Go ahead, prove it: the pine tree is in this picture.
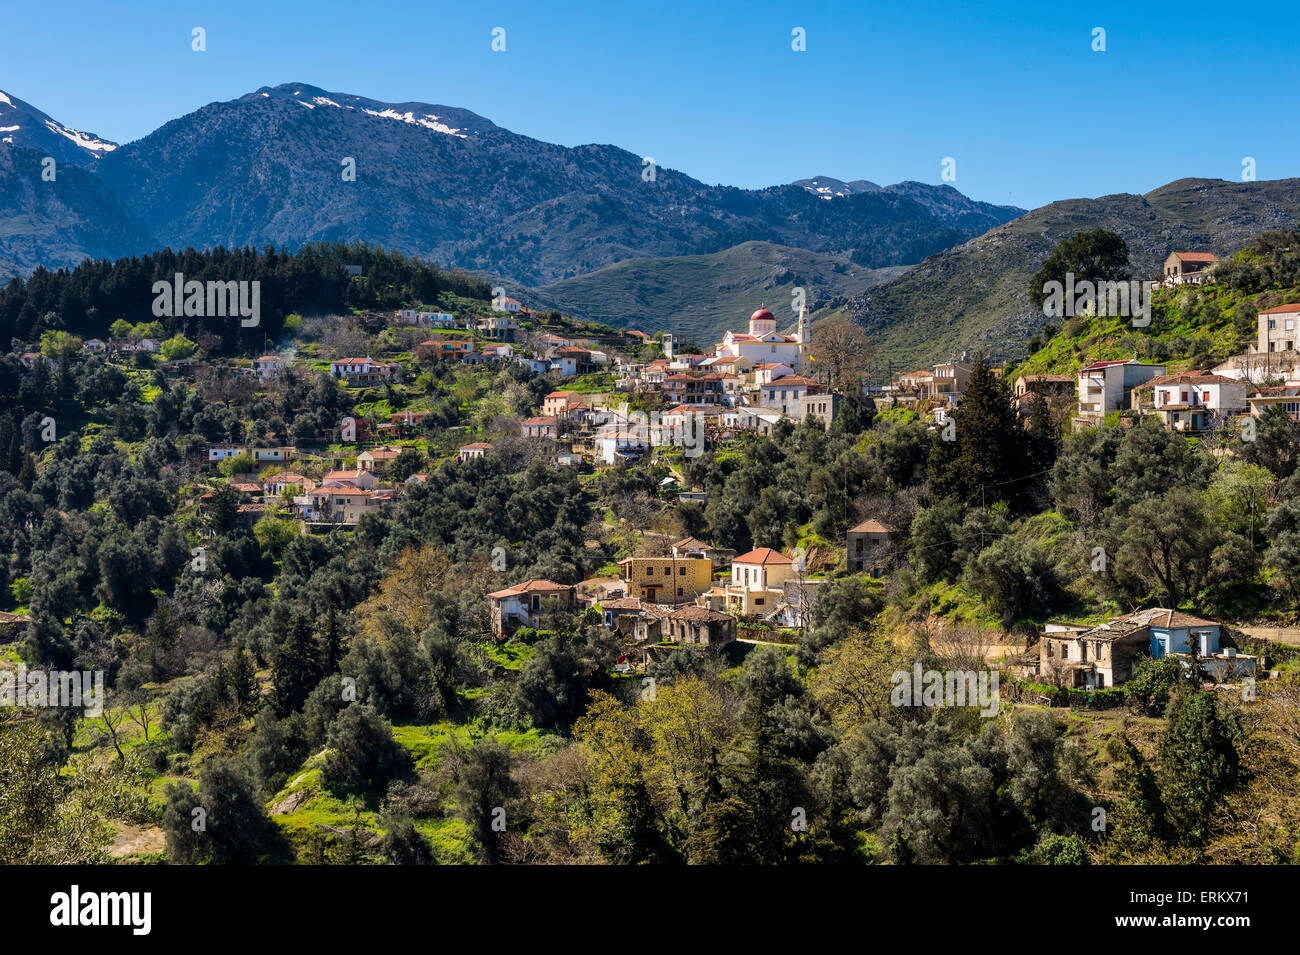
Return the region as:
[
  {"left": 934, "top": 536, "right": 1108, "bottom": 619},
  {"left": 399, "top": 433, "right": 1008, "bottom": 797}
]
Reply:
[
  {"left": 272, "top": 615, "right": 324, "bottom": 716},
  {"left": 927, "top": 357, "right": 1027, "bottom": 507}
]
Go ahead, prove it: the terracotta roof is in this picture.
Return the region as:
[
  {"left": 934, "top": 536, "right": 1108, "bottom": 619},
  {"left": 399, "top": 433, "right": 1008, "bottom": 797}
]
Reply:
[
  {"left": 1146, "top": 372, "right": 1238, "bottom": 386},
  {"left": 764, "top": 375, "right": 818, "bottom": 387},
  {"left": 1079, "top": 607, "right": 1218, "bottom": 640},
  {"left": 1259, "top": 303, "right": 1300, "bottom": 314},
  {"left": 673, "top": 536, "right": 713, "bottom": 550},
  {"left": 487, "top": 579, "right": 572, "bottom": 599},
  {"left": 1171, "top": 252, "right": 1218, "bottom": 262},
  {"left": 849, "top": 519, "right": 894, "bottom": 534},
  {"left": 1113, "top": 608, "right": 1217, "bottom": 628},
  {"left": 733, "top": 547, "right": 794, "bottom": 565},
  {"left": 461, "top": 442, "right": 494, "bottom": 450},
  {"left": 522, "top": 416, "right": 558, "bottom": 426}
]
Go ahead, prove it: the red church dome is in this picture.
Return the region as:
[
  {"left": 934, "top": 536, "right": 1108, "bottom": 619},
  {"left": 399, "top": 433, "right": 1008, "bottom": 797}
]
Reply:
[{"left": 749, "top": 307, "right": 775, "bottom": 323}]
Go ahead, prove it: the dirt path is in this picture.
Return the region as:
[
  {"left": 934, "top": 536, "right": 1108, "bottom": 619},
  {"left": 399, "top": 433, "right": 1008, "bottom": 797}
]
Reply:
[{"left": 107, "top": 824, "right": 166, "bottom": 859}]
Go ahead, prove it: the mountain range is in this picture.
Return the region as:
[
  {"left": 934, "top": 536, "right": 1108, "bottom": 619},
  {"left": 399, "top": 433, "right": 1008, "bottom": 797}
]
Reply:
[
  {"left": 0, "top": 83, "right": 1020, "bottom": 296},
  {"left": 3, "top": 83, "right": 1300, "bottom": 365}
]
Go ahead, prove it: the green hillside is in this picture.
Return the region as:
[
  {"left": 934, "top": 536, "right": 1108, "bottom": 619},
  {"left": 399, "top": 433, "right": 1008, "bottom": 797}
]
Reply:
[
  {"left": 510, "top": 240, "right": 907, "bottom": 346},
  {"left": 847, "top": 177, "right": 1300, "bottom": 370},
  {"left": 1012, "top": 233, "right": 1300, "bottom": 378}
]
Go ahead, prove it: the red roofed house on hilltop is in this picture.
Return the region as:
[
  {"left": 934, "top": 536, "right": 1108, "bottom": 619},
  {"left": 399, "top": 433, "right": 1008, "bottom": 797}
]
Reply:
[
  {"left": 1257, "top": 303, "right": 1300, "bottom": 357},
  {"left": 487, "top": 579, "right": 577, "bottom": 637},
  {"left": 1161, "top": 251, "right": 1219, "bottom": 288},
  {"left": 700, "top": 547, "right": 798, "bottom": 617},
  {"left": 1132, "top": 372, "right": 1248, "bottom": 433},
  {"left": 330, "top": 356, "right": 398, "bottom": 384},
  {"left": 458, "top": 442, "right": 494, "bottom": 462},
  {"left": 357, "top": 446, "right": 402, "bottom": 473},
  {"left": 255, "top": 354, "right": 287, "bottom": 380},
  {"left": 522, "top": 416, "right": 559, "bottom": 439},
  {"left": 1074, "top": 358, "right": 1167, "bottom": 430},
  {"left": 542, "top": 390, "right": 578, "bottom": 417}
]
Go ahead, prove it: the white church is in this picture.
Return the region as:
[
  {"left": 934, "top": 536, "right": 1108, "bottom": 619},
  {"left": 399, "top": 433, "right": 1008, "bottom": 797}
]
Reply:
[{"left": 711, "top": 306, "right": 811, "bottom": 371}]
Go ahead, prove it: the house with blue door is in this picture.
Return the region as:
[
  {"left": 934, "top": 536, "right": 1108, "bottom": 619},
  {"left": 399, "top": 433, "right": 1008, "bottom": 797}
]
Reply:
[{"left": 1039, "top": 608, "right": 1257, "bottom": 689}]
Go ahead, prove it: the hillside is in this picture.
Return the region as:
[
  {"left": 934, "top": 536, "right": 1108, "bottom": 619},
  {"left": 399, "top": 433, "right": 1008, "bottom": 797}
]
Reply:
[
  {"left": 847, "top": 178, "right": 1300, "bottom": 370},
  {"left": 1011, "top": 232, "right": 1300, "bottom": 379},
  {"left": 509, "top": 240, "right": 907, "bottom": 344},
  {"left": 0, "top": 145, "right": 152, "bottom": 276}
]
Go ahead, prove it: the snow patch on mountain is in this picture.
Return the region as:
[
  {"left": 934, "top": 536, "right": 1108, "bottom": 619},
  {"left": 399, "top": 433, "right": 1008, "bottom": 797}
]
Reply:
[
  {"left": 360, "top": 108, "right": 468, "bottom": 138},
  {"left": 42, "top": 118, "right": 117, "bottom": 154}
]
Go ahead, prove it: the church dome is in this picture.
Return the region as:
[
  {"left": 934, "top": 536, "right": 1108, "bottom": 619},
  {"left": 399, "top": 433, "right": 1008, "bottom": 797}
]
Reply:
[{"left": 750, "top": 308, "right": 775, "bottom": 324}]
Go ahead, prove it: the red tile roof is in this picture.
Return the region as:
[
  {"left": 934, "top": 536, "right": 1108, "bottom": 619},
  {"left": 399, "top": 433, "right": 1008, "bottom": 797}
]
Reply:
[
  {"left": 849, "top": 519, "right": 894, "bottom": 534},
  {"left": 733, "top": 547, "right": 793, "bottom": 565},
  {"left": 1145, "top": 372, "right": 1238, "bottom": 386},
  {"left": 487, "top": 579, "right": 572, "bottom": 599}
]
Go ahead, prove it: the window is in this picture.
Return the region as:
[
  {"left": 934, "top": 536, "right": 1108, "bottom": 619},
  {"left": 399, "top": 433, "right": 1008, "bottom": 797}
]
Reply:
[
  {"left": 755, "top": 598, "right": 764, "bottom": 606},
  {"left": 679, "top": 566, "right": 686, "bottom": 575}
]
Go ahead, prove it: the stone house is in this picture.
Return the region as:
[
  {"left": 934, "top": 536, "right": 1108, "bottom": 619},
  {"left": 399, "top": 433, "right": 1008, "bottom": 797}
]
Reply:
[{"left": 846, "top": 519, "right": 894, "bottom": 576}]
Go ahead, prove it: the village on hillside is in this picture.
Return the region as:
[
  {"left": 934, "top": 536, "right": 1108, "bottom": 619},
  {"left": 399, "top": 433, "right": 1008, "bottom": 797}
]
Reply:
[{"left": 4, "top": 228, "right": 1300, "bottom": 871}]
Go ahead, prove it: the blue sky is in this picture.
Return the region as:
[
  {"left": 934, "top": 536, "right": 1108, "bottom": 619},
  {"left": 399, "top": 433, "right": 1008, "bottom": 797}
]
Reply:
[{"left": 5, "top": 0, "right": 1298, "bottom": 209}]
